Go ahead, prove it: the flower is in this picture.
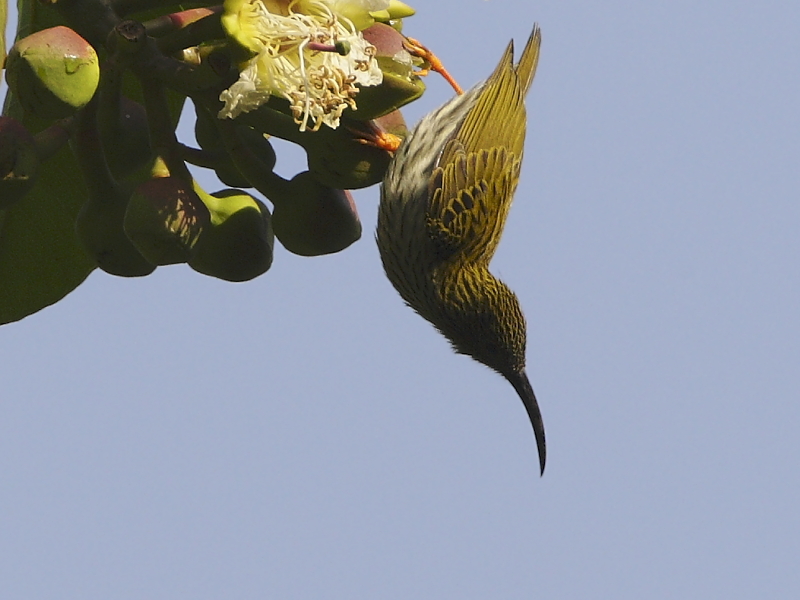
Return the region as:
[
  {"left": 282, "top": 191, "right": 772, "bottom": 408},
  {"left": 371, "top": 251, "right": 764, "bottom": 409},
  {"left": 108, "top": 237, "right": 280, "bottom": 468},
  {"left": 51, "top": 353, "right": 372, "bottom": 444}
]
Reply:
[{"left": 219, "top": 0, "right": 386, "bottom": 131}]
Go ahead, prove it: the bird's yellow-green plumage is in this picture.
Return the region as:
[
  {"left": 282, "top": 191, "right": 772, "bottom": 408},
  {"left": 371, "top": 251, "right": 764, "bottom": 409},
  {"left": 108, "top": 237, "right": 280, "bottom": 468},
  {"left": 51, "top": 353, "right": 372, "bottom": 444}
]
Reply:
[{"left": 377, "top": 26, "right": 546, "bottom": 474}]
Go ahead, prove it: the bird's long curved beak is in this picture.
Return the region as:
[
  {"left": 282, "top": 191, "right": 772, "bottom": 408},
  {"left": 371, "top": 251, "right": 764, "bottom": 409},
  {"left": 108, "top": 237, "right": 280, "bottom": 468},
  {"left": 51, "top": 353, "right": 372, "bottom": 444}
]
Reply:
[{"left": 507, "top": 369, "right": 546, "bottom": 475}]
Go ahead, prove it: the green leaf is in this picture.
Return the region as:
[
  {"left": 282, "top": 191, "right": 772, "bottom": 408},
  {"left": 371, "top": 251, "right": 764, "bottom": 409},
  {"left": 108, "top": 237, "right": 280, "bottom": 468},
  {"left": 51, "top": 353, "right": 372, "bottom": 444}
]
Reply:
[
  {"left": 0, "top": 1, "right": 95, "bottom": 325},
  {"left": 0, "top": 101, "right": 95, "bottom": 325},
  {"left": 1, "top": 0, "right": 7, "bottom": 65}
]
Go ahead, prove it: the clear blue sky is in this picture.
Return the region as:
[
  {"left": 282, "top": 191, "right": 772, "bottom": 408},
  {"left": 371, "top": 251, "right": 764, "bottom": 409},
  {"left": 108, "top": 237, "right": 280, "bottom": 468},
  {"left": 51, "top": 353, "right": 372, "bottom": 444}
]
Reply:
[{"left": 2, "top": 1, "right": 799, "bottom": 598}]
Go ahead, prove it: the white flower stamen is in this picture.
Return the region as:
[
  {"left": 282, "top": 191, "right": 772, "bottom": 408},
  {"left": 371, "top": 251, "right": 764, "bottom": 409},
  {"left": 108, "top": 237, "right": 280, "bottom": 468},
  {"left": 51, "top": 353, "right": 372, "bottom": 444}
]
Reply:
[{"left": 219, "top": 0, "right": 383, "bottom": 131}]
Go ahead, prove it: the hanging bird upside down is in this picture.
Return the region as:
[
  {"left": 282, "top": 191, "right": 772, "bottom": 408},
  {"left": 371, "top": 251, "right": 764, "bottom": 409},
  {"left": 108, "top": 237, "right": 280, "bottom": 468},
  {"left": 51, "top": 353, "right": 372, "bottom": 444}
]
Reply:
[{"left": 376, "top": 26, "right": 546, "bottom": 474}]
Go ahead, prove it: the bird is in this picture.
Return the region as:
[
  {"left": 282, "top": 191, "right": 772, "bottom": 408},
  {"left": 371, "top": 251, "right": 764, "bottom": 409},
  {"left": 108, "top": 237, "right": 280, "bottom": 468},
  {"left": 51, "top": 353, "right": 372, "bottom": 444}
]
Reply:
[{"left": 376, "top": 25, "right": 545, "bottom": 474}]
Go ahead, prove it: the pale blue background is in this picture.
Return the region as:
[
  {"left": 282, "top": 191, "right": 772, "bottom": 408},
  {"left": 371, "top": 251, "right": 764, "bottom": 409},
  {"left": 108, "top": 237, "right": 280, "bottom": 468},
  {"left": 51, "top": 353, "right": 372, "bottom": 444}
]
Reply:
[{"left": 2, "top": 1, "right": 799, "bottom": 598}]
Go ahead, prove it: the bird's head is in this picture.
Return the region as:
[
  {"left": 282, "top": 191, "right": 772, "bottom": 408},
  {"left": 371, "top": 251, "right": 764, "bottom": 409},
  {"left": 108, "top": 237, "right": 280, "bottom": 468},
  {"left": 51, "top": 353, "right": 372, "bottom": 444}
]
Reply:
[
  {"left": 436, "top": 268, "right": 527, "bottom": 375},
  {"left": 436, "top": 267, "right": 546, "bottom": 474}
]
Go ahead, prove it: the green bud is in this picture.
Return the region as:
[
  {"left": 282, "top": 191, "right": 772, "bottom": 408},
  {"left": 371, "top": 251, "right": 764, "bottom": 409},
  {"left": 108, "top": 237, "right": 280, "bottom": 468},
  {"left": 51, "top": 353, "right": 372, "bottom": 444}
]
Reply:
[
  {"left": 272, "top": 171, "right": 361, "bottom": 257},
  {"left": 195, "top": 103, "right": 276, "bottom": 188},
  {"left": 0, "top": 116, "right": 40, "bottom": 209},
  {"left": 75, "top": 184, "right": 157, "bottom": 277},
  {"left": 190, "top": 188, "right": 274, "bottom": 282},
  {"left": 306, "top": 123, "right": 391, "bottom": 190},
  {"left": 194, "top": 102, "right": 247, "bottom": 187},
  {"left": 5, "top": 26, "right": 100, "bottom": 120},
  {"left": 71, "top": 99, "right": 155, "bottom": 277},
  {"left": 227, "top": 97, "right": 390, "bottom": 189},
  {"left": 124, "top": 177, "right": 211, "bottom": 265},
  {"left": 228, "top": 125, "right": 277, "bottom": 185},
  {"left": 350, "top": 67, "right": 425, "bottom": 120},
  {"left": 215, "top": 110, "right": 364, "bottom": 248},
  {"left": 386, "top": 20, "right": 404, "bottom": 33},
  {"left": 382, "top": 1, "right": 416, "bottom": 19}
]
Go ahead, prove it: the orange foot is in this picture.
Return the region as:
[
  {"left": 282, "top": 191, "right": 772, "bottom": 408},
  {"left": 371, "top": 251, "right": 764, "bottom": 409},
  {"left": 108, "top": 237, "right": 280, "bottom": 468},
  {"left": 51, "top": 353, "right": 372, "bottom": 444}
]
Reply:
[
  {"left": 403, "top": 37, "right": 464, "bottom": 95},
  {"left": 347, "top": 121, "right": 403, "bottom": 153}
]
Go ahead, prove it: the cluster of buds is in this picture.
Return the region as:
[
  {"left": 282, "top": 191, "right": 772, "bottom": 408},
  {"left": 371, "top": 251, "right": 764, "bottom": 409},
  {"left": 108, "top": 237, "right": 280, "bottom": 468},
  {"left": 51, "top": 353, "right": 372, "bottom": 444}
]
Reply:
[{"left": 1, "top": 0, "right": 430, "bottom": 289}]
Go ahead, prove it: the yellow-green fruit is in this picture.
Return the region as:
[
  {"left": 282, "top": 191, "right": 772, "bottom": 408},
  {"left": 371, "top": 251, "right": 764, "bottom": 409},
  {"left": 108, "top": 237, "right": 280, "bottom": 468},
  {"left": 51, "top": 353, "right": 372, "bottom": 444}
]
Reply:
[
  {"left": 0, "top": 116, "right": 39, "bottom": 209},
  {"left": 189, "top": 188, "right": 274, "bottom": 282},
  {"left": 124, "top": 177, "right": 210, "bottom": 265},
  {"left": 272, "top": 171, "right": 361, "bottom": 256},
  {"left": 5, "top": 26, "right": 100, "bottom": 120}
]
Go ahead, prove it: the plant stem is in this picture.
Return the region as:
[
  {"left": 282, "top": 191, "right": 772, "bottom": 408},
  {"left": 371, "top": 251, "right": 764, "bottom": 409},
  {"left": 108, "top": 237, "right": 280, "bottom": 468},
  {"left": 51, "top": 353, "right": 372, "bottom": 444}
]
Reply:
[
  {"left": 70, "top": 99, "right": 120, "bottom": 200},
  {"left": 215, "top": 114, "right": 292, "bottom": 203},
  {"left": 34, "top": 119, "right": 74, "bottom": 161},
  {"left": 154, "top": 8, "right": 225, "bottom": 55},
  {"left": 140, "top": 75, "right": 192, "bottom": 182}
]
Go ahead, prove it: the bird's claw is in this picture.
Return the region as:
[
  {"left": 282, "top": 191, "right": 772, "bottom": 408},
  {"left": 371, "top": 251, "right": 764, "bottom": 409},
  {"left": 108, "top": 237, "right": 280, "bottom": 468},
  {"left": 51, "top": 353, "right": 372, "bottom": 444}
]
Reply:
[
  {"left": 403, "top": 36, "right": 464, "bottom": 95},
  {"left": 346, "top": 121, "right": 403, "bottom": 153}
]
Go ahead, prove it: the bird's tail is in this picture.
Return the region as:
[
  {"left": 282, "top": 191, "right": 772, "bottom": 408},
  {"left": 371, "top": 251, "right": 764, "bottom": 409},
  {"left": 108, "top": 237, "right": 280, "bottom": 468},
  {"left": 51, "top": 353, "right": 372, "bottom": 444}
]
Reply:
[{"left": 516, "top": 25, "right": 542, "bottom": 94}]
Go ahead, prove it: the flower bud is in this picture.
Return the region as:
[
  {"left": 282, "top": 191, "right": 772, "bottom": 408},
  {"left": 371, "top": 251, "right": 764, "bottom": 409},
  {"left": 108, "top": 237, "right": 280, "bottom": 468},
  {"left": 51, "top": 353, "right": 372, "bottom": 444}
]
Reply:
[
  {"left": 189, "top": 188, "right": 274, "bottom": 281},
  {"left": 348, "top": 23, "right": 425, "bottom": 120},
  {"left": 5, "top": 26, "right": 100, "bottom": 120},
  {"left": 124, "top": 177, "right": 211, "bottom": 265},
  {"left": 374, "top": 109, "right": 409, "bottom": 139},
  {"left": 71, "top": 96, "right": 155, "bottom": 277},
  {"left": 306, "top": 124, "right": 391, "bottom": 190},
  {"left": 75, "top": 185, "right": 157, "bottom": 277},
  {"left": 272, "top": 171, "right": 361, "bottom": 257},
  {"left": 195, "top": 104, "right": 276, "bottom": 188}
]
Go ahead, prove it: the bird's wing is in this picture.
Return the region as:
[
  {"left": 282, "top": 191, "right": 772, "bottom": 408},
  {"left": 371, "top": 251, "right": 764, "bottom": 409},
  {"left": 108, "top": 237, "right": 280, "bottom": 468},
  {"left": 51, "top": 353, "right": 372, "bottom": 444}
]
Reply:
[
  {"left": 440, "top": 27, "right": 539, "bottom": 165},
  {"left": 426, "top": 141, "right": 521, "bottom": 263},
  {"left": 425, "top": 27, "right": 540, "bottom": 264}
]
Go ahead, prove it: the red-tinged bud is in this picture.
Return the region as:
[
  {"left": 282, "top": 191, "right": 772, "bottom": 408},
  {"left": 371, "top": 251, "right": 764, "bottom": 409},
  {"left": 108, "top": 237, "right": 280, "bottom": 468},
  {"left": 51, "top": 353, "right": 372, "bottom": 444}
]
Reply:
[
  {"left": 124, "top": 177, "right": 211, "bottom": 265},
  {"left": 348, "top": 23, "right": 425, "bottom": 120},
  {"left": 5, "top": 26, "right": 100, "bottom": 120},
  {"left": 272, "top": 171, "right": 361, "bottom": 257},
  {"left": 373, "top": 109, "right": 409, "bottom": 139}
]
